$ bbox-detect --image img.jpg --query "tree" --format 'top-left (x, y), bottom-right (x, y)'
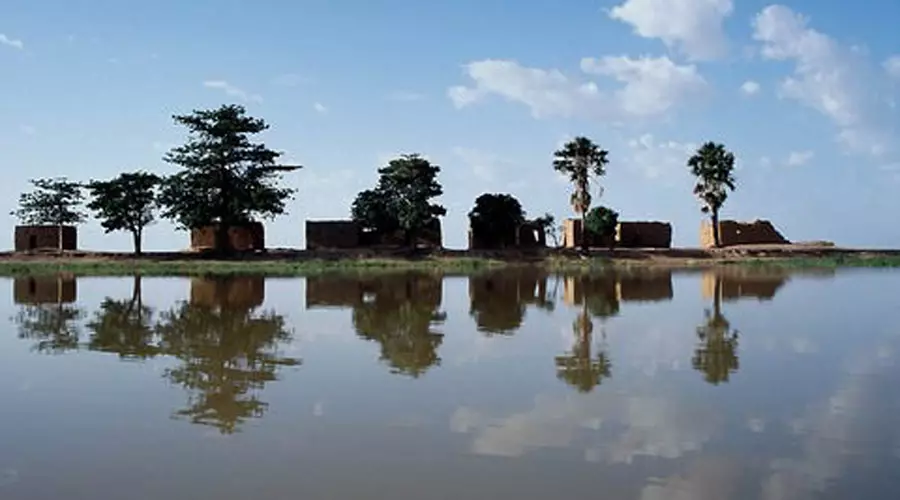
top-left (158, 104), bottom-right (300, 254)
top-left (688, 142), bottom-right (736, 248)
top-left (555, 306), bottom-right (611, 393)
top-left (351, 154), bottom-right (446, 247)
top-left (86, 171), bottom-right (160, 255)
top-left (553, 137), bottom-right (609, 251)
top-left (86, 276), bottom-right (159, 360)
top-left (584, 206), bottom-right (619, 248)
top-left (11, 177), bottom-right (86, 251)
top-left (534, 213), bottom-right (558, 247)
top-left (468, 193), bottom-right (526, 248)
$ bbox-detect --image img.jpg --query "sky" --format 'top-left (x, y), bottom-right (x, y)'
top-left (2, 0), bottom-right (899, 251)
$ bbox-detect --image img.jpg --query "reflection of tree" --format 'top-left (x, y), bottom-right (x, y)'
top-left (353, 273), bottom-right (445, 377)
top-left (154, 284), bottom-right (299, 434)
top-left (468, 271), bottom-right (551, 335)
top-left (14, 302), bottom-right (84, 354)
top-left (12, 276), bottom-right (83, 354)
top-left (555, 305), bottom-right (611, 393)
top-left (693, 277), bottom-right (740, 385)
top-left (86, 276), bottom-right (159, 360)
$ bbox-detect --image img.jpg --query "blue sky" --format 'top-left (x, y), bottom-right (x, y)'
top-left (2, 0), bottom-right (899, 250)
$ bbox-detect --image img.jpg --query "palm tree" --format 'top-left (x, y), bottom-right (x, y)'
top-left (687, 142), bottom-right (736, 248)
top-left (553, 137), bottom-right (609, 251)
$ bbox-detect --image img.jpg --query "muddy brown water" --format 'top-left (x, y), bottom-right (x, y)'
top-left (2, 268), bottom-right (900, 499)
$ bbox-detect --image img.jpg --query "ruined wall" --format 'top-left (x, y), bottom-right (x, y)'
top-left (190, 222), bottom-right (265, 252)
top-left (700, 219), bottom-right (790, 248)
top-left (306, 220), bottom-right (360, 250)
top-left (562, 219), bottom-right (582, 249)
top-left (517, 222), bottom-right (546, 248)
top-left (616, 222), bottom-right (672, 249)
top-left (13, 276), bottom-right (77, 304)
top-left (14, 226), bottom-right (77, 251)
top-left (190, 276), bottom-right (265, 309)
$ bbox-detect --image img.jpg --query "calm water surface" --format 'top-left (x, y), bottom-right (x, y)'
top-left (2, 269), bottom-right (900, 499)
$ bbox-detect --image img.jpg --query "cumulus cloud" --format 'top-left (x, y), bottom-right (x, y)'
top-left (624, 134), bottom-right (697, 180)
top-left (452, 147), bottom-right (505, 183)
top-left (752, 5), bottom-right (895, 157)
top-left (741, 80), bottom-right (761, 96)
top-left (786, 150), bottom-right (814, 166)
top-left (313, 102), bottom-right (328, 114)
top-left (202, 80), bottom-right (262, 103)
top-left (885, 56), bottom-right (900, 81)
top-left (448, 56), bottom-right (706, 121)
top-left (609, 0), bottom-right (734, 61)
top-left (0, 33), bottom-right (24, 49)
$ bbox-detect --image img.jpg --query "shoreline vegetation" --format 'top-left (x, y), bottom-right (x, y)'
top-left (2, 245), bottom-right (900, 277)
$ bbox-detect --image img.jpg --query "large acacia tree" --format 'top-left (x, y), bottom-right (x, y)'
top-left (86, 171), bottom-right (160, 255)
top-left (11, 177), bottom-right (87, 251)
top-left (468, 193), bottom-right (525, 248)
top-left (158, 104), bottom-right (300, 253)
top-left (688, 142), bottom-right (736, 248)
top-left (553, 137), bottom-right (609, 251)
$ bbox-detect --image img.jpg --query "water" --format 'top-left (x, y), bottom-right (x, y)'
top-left (2, 269), bottom-right (900, 499)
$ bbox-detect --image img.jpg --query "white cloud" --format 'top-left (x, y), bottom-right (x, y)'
top-left (624, 134), bottom-right (697, 179)
top-left (313, 102), bottom-right (328, 114)
top-left (0, 33), bottom-right (24, 50)
top-left (452, 147), bottom-right (506, 183)
top-left (448, 56), bottom-right (706, 120)
top-left (202, 80), bottom-right (263, 103)
top-left (752, 5), bottom-right (894, 157)
top-left (885, 56), bottom-right (900, 81)
top-left (786, 150), bottom-right (814, 166)
top-left (741, 80), bottom-right (761, 96)
top-left (609, 0), bottom-right (733, 61)
top-left (388, 90), bottom-right (425, 102)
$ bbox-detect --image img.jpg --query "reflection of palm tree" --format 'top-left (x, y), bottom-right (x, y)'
top-left (555, 303), bottom-right (612, 393)
top-left (154, 294), bottom-right (300, 434)
top-left (353, 273), bottom-right (445, 377)
top-left (86, 276), bottom-right (159, 360)
top-left (693, 277), bottom-right (740, 385)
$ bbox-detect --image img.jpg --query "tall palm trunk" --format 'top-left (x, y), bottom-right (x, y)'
top-left (711, 208), bottom-right (720, 248)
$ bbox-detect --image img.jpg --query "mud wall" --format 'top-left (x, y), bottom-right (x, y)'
top-left (616, 222), bottom-right (672, 249)
top-left (15, 226), bottom-right (77, 251)
top-left (306, 220), bottom-right (360, 250)
top-left (190, 222), bottom-right (265, 252)
top-left (700, 220), bottom-right (790, 248)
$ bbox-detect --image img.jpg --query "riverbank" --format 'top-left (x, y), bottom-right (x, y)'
top-left (2, 245), bottom-right (900, 276)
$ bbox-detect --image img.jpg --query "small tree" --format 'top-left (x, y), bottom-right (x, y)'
top-left (688, 142), bottom-right (736, 248)
top-left (534, 213), bottom-right (558, 247)
top-left (584, 206), bottom-right (619, 248)
top-left (159, 104), bottom-right (300, 254)
top-left (351, 154), bottom-right (446, 247)
top-left (468, 193), bottom-right (526, 248)
top-left (11, 177), bottom-right (86, 252)
top-left (553, 137), bottom-right (609, 251)
top-left (86, 171), bottom-right (161, 255)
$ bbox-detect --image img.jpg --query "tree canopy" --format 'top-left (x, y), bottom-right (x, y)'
top-left (688, 142), bottom-right (736, 247)
top-left (468, 193), bottom-right (526, 248)
top-left (12, 177), bottom-right (86, 226)
top-left (86, 171), bottom-right (161, 254)
top-left (158, 104), bottom-right (299, 251)
top-left (553, 137), bottom-right (609, 250)
top-left (585, 205), bottom-right (619, 244)
top-left (351, 154), bottom-right (446, 245)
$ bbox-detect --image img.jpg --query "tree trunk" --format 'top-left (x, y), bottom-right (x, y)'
top-left (57, 224), bottom-right (64, 254)
top-left (580, 213), bottom-right (587, 253)
top-left (713, 275), bottom-right (722, 318)
top-left (132, 230), bottom-right (143, 256)
top-left (711, 209), bottom-right (721, 248)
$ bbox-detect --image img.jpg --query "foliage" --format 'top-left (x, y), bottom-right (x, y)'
top-left (351, 154), bottom-right (446, 245)
top-left (158, 104), bottom-right (298, 251)
top-left (688, 142), bottom-right (736, 247)
top-left (468, 193), bottom-right (526, 248)
top-left (86, 277), bottom-right (158, 359)
top-left (553, 137), bottom-right (609, 217)
top-left (12, 177), bottom-right (86, 226)
top-left (584, 206), bottom-right (619, 239)
top-left (533, 213), bottom-right (558, 246)
top-left (555, 308), bottom-right (611, 393)
top-left (86, 171), bottom-right (161, 254)
top-left (693, 278), bottom-right (740, 384)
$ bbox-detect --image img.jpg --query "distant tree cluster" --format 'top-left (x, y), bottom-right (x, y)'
top-left (11, 104), bottom-right (740, 254)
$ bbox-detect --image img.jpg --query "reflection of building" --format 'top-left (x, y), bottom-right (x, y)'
top-left (700, 270), bottom-right (789, 302)
top-left (190, 276), bottom-right (265, 309)
top-left (468, 270), bottom-right (550, 334)
top-left (563, 271), bottom-right (673, 306)
top-left (13, 275), bottom-right (77, 304)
